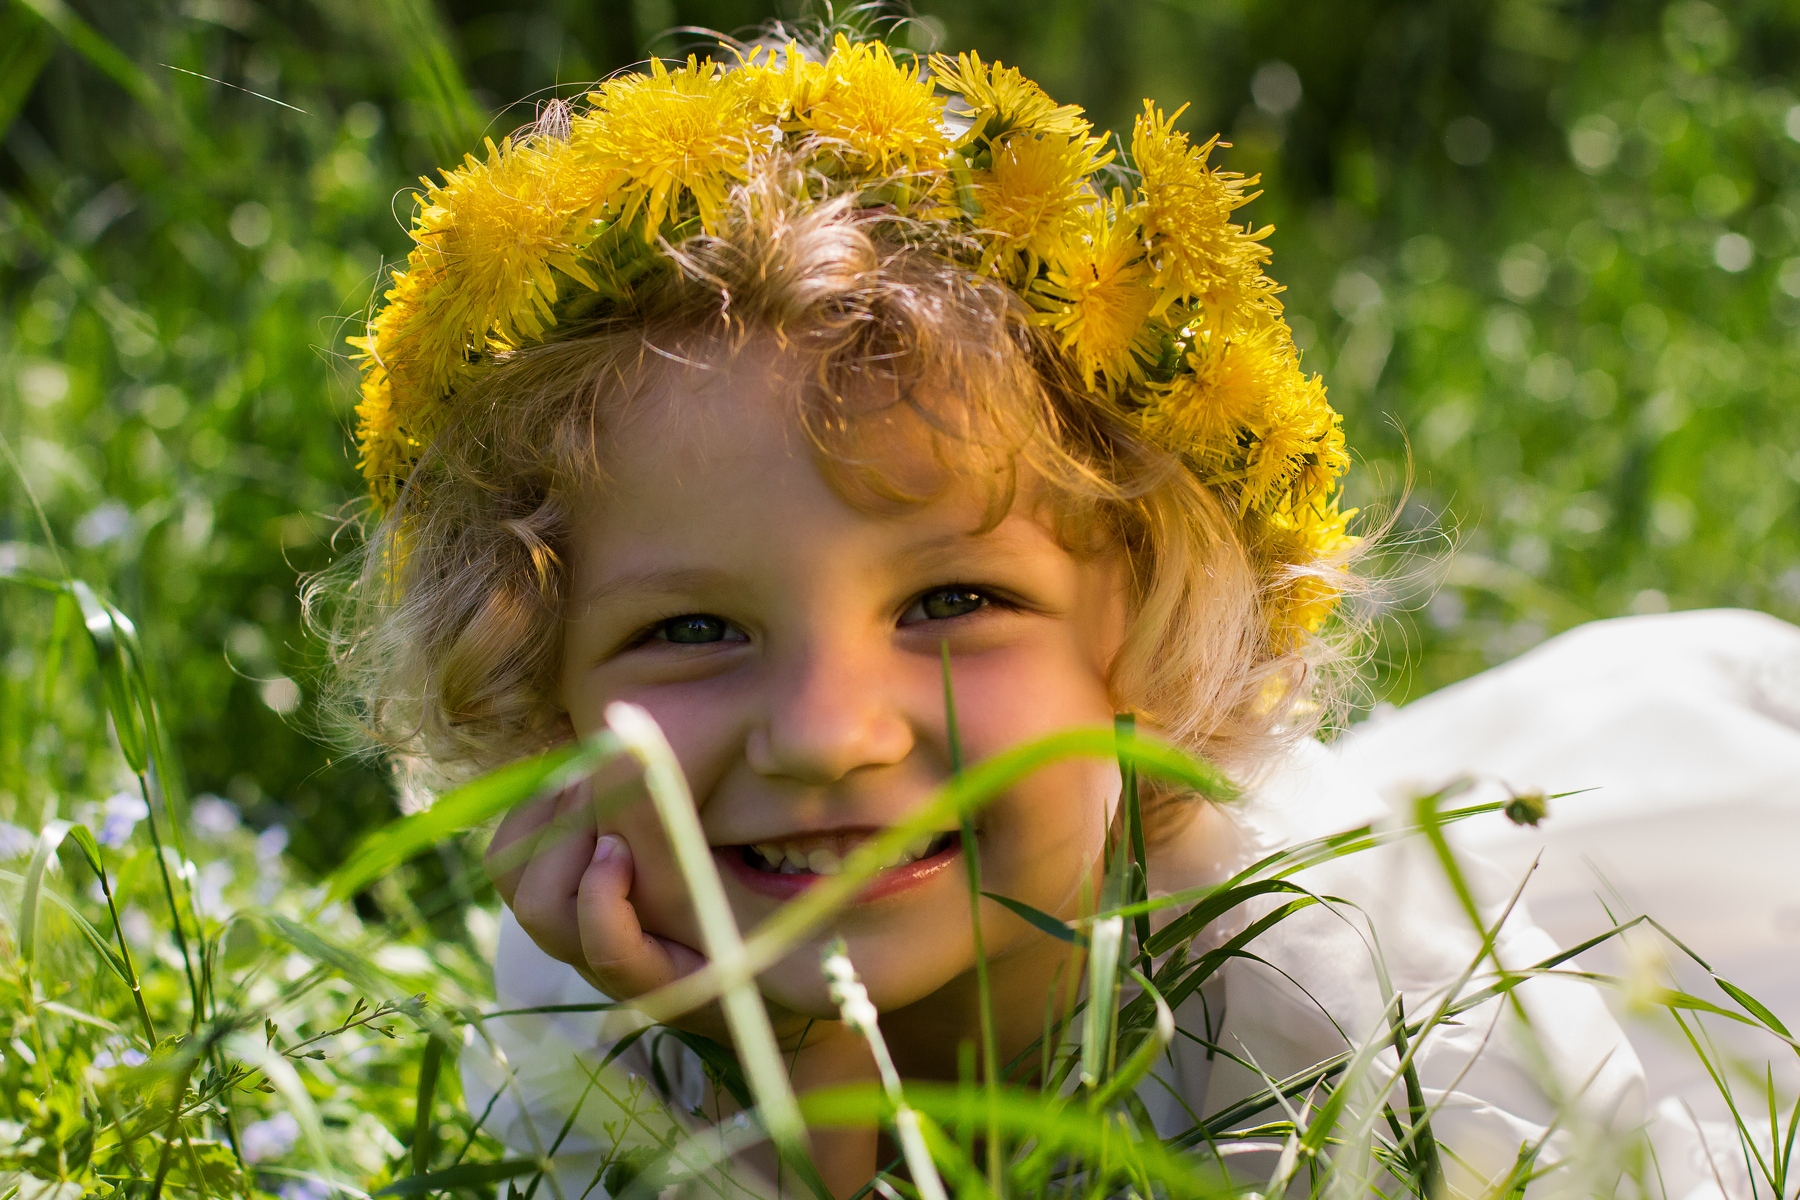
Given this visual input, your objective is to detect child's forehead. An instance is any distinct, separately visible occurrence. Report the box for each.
[589,333,1033,518]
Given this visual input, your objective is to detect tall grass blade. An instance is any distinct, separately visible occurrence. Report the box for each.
[822,945,949,1200]
[19,818,70,968]
[64,823,157,1042]
[1087,967,1173,1111]
[941,642,1001,1196]
[603,702,830,1200]
[1079,915,1123,1089]
[70,580,147,772]
[798,1082,1229,1197]
[412,1035,447,1175]
[12,0,172,118]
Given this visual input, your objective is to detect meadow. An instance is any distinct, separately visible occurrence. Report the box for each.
[3,1,1798,1197]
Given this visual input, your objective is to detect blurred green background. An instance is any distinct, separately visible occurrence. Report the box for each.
[4,0,1797,871]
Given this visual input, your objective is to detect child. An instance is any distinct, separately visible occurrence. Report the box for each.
[327,30,1673,1197]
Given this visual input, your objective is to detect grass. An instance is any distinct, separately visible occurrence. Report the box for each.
[1,570,1796,1200]
[3,4,1798,1197]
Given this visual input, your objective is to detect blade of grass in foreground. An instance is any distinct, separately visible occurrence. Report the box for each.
[325,733,621,904]
[633,724,1234,1022]
[604,702,831,1200]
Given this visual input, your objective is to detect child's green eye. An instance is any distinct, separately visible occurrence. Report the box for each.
[655,614,738,644]
[912,587,987,622]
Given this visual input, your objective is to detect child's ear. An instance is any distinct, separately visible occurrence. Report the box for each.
[550,710,577,745]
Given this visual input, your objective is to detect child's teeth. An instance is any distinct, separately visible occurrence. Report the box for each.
[747,833,950,875]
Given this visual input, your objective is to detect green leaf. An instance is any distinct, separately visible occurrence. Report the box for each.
[1716,978,1792,1039]
[69,580,147,773]
[375,1160,540,1196]
[980,891,1087,947]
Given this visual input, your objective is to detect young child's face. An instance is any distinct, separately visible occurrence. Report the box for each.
[556,338,1128,1018]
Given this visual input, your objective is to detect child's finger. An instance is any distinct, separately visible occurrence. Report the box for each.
[576,834,707,1000]
[486,779,592,906]
[506,787,603,966]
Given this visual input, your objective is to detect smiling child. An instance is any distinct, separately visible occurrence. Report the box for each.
[322,31,1650,1198]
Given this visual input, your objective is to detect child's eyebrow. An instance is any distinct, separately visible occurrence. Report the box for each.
[577,566,741,608]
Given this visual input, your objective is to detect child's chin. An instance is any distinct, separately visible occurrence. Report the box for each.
[762,946,966,1021]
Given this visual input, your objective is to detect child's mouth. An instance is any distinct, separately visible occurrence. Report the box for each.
[720,830,962,900]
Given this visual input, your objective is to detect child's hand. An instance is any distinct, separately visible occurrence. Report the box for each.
[486,780,719,1035]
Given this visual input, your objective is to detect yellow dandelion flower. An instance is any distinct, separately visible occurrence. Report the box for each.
[1138,317,1293,473]
[1259,498,1359,641]
[930,50,1090,145]
[735,41,831,126]
[1131,101,1277,326]
[1240,367,1346,514]
[579,56,756,237]
[970,130,1111,268]
[1031,192,1163,394]
[804,36,947,177]
[408,136,601,358]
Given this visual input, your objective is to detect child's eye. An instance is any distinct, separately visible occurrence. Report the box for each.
[903,586,989,624]
[653,614,744,645]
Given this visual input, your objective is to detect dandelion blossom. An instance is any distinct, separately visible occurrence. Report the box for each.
[579,56,754,237]
[804,36,947,177]
[971,131,1111,269]
[932,50,1090,145]
[1031,194,1162,394]
[1132,101,1276,325]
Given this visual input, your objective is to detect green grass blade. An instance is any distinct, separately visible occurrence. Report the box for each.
[11,0,170,117]
[326,734,618,903]
[1715,978,1793,1039]
[411,1035,447,1175]
[799,1081,1230,1197]
[19,818,70,968]
[980,891,1086,947]
[70,580,148,772]
[1088,967,1173,1111]
[0,863,127,985]
[604,701,830,1200]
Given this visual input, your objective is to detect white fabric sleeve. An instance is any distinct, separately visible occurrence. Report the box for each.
[460,907,712,1200]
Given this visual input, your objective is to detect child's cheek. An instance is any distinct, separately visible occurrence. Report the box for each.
[607,804,705,948]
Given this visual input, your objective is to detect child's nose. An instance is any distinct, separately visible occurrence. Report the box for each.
[746,646,913,785]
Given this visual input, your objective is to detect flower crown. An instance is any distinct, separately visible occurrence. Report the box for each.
[350,36,1356,641]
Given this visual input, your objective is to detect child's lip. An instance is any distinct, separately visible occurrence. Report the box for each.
[717,834,963,902]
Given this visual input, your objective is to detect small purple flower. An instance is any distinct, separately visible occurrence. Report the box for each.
[256,824,290,862]
[97,792,150,848]
[242,1111,300,1163]
[191,795,242,838]
[278,1176,333,1200]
